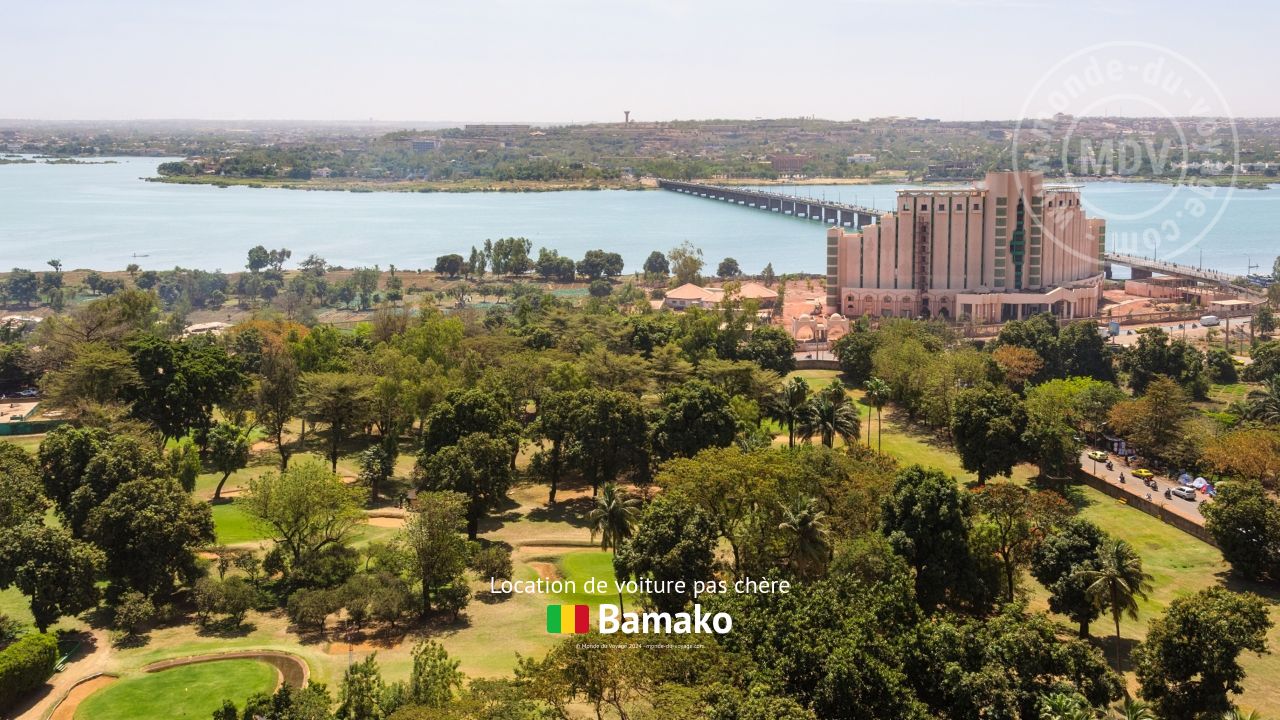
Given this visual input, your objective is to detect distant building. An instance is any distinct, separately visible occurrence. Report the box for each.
[768,154,809,174]
[409,137,440,151]
[847,153,876,164]
[183,321,232,337]
[662,282,778,311]
[463,124,531,134]
[826,171,1105,323]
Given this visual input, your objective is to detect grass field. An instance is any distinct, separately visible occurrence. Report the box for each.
[210,502,271,546]
[74,659,278,720]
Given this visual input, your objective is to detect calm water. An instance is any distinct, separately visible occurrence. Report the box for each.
[1,156,1276,276]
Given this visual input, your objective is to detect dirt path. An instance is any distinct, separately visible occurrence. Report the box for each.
[15,628,113,720]
[46,675,115,720]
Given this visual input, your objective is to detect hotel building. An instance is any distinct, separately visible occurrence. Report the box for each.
[826,171,1105,323]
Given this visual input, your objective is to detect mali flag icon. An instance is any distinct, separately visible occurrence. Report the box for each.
[546,604,590,634]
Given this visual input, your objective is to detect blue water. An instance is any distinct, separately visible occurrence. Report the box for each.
[1,157,1275,276]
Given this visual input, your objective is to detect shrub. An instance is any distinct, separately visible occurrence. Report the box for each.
[0,632,58,712]
[0,614,21,648]
[113,591,155,637]
[435,582,470,621]
[469,545,513,583]
[193,577,223,625]
[219,577,256,625]
[287,588,339,632]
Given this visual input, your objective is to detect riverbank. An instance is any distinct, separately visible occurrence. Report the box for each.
[145,175,650,193]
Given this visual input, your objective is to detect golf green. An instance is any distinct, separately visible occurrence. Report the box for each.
[74,659,278,720]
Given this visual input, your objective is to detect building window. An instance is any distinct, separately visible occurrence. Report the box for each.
[920,204,928,211]
[973,202,981,210]
[903,203,910,210]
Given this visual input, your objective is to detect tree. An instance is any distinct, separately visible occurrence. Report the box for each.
[1082,538,1153,671]
[642,250,669,279]
[761,262,777,287]
[1031,519,1107,637]
[1253,304,1276,335]
[717,257,741,278]
[85,477,215,598]
[246,245,270,273]
[0,443,46,528]
[5,269,39,307]
[0,523,103,632]
[667,241,705,286]
[1201,481,1280,582]
[403,491,470,615]
[125,335,247,446]
[1059,319,1115,381]
[358,444,395,505]
[742,324,796,373]
[409,640,464,707]
[40,342,140,408]
[864,377,891,452]
[256,341,300,469]
[833,329,879,385]
[993,345,1043,391]
[652,380,736,459]
[950,384,1026,484]
[587,483,640,551]
[800,393,860,448]
[336,654,390,720]
[778,495,831,580]
[301,372,373,471]
[766,376,811,448]
[974,483,1068,601]
[1135,588,1272,720]
[614,495,716,613]
[1107,375,1194,467]
[37,427,168,537]
[994,312,1061,382]
[1244,375,1280,425]
[1121,327,1208,397]
[418,432,513,540]
[880,465,982,612]
[243,459,367,575]
[1202,428,1280,491]
[207,422,251,501]
[577,249,624,280]
[420,388,516,459]
[433,254,465,278]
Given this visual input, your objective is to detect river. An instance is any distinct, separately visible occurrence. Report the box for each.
[1,157,1275,277]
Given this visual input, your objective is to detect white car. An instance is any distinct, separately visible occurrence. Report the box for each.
[1171,486,1197,501]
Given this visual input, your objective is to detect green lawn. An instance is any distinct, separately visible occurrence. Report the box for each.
[210,502,271,545]
[74,659,278,720]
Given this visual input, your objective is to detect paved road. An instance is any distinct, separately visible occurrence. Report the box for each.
[1078,450,1209,527]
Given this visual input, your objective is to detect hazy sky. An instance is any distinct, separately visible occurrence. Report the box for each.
[3,0,1274,122]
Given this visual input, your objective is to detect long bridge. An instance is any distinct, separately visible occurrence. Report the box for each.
[657,179,882,229]
[1104,252,1245,286]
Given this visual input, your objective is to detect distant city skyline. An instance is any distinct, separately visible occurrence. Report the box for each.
[4,0,1277,122]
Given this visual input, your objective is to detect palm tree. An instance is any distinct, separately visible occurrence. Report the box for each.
[1221,709,1263,720]
[799,395,860,448]
[767,376,811,448]
[1037,693,1091,720]
[778,495,830,579]
[1115,698,1155,720]
[1082,538,1154,672]
[587,483,640,552]
[864,377,891,452]
[1244,375,1280,425]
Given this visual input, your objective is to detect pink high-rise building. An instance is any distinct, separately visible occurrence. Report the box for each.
[826,171,1105,323]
